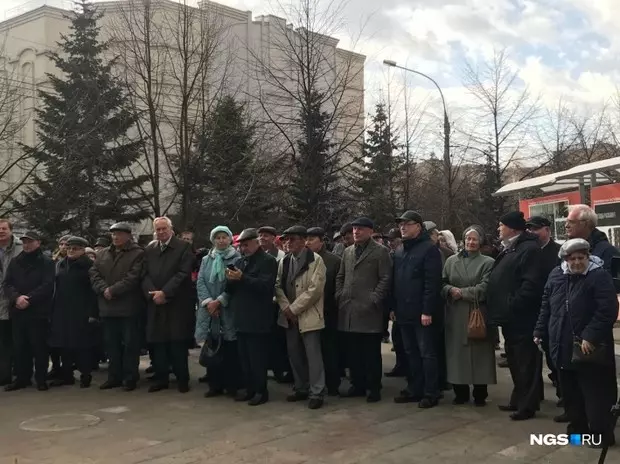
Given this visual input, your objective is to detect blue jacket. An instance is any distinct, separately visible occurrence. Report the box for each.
[196,247,241,342]
[534,256,618,370]
[392,232,443,324]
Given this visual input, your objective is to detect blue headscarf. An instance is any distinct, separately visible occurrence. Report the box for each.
[209,226,234,283]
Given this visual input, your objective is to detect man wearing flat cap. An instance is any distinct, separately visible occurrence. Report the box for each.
[90,222,145,391]
[275,226,327,409]
[336,217,392,402]
[306,227,343,396]
[487,211,544,421]
[392,211,443,408]
[526,215,563,413]
[332,223,354,258]
[4,231,55,391]
[226,228,278,406]
[258,226,285,261]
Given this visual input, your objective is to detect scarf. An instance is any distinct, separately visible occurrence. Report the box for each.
[209,246,234,283]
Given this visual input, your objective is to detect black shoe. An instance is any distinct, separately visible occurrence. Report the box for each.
[287,392,309,402]
[327,388,340,397]
[500,352,507,358]
[123,381,137,392]
[4,382,29,392]
[474,399,487,407]
[148,383,168,393]
[99,380,122,390]
[498,404,517,412]
[178,383,190,393]
[341,386,366,398]
[235,391,253,402]
[198,374,209,383]
[556,398,564,408]
[394,393,422,404]
[37,382,49,391]
[47,369,62,380]
[497,359,509,368]
[452,397,469,405]
[0,377,12,387]
[80,375,92,388]
[367,392,381,403]
[390,346,395,352]
[145,366,155,374]
[510,411,535,421]
[275,372,294,384]
[50,378,75,387]
[308,398,324,409]
[248,393,268,406]
[204,389,224,398]
[553,413,569,423]
[382,336,391,344]
[418,397,438,409]
[384,369,406,378]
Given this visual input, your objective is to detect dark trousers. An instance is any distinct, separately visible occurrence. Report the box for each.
[391,321,408,373]
[103,316,140,384]
[61,347,92,379]
[382,312,390,339]
[0,320,12,382]
[542,338,561,399]
[453,384,488,401]
[503,329,542,414]
[345,332,382,393]
[12,317,48,385]
[560,365,617,444]
[208,340,242,392]
[151,341,189,385]
[50,347,61,372]
[321,328,341,392]
[238,332,270,397]
[400,322,439,399]
[270,324,290,377]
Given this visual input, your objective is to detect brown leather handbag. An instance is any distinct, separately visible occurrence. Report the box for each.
[468,292,487,340]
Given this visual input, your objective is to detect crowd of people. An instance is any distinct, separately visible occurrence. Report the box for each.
[0,204,617,448]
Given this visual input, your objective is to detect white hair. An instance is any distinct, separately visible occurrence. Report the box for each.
[153,216,174,228]
[568,204,597,227]
[439,230,458,253]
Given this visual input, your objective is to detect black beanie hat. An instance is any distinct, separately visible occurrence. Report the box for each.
[499,211,526,231]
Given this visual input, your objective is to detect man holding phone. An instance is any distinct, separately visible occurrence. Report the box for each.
[226,229,278,406]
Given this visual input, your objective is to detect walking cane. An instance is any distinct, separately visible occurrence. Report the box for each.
[598,399,620,464]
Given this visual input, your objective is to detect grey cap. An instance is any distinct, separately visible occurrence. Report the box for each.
[95,237,110,247]
[20,231,41,241]
[559,238,591,259]
[258,226,277,236]
[237,228,259,242]
[109,222,132,234]
[306,227,325,238]
[59,234,71,243]
[333,231,342,240]
[282,225,308,238]
[423,221,438,232]
[396,210,423,224]
[351,217,374,229]
[66,236,89,248]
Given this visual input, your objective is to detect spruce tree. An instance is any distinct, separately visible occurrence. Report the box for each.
[357,103,402,229]
[14,0,150,240]
[288,89,344,228]
[181,95,274,231]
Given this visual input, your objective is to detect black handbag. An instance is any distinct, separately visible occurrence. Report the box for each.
[566,290,610,366]
[199,317,224,369]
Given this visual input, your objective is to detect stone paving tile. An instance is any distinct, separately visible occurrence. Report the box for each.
[0,348,618,464]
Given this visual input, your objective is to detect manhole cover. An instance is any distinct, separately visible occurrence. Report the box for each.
[19,414,101,432]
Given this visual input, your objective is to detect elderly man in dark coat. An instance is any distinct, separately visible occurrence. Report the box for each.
[306,227,342,396]
[142,217,195,394]
[49,236,98,388]
[3,231,55,392]
[90,222,145,391]
[336,217,392,403]
[226,228,278,406]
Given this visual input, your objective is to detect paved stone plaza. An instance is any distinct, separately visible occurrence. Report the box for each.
[0,345,617,464]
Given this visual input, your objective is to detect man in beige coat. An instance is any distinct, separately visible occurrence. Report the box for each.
[275,226,327,409]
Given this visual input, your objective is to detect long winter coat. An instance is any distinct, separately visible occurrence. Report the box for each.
[486,232,543,333]
[226,247,278,334]
[90,241,145,318]
[0,236,22,320]
[195,246,241,342]
[318,247,341,330]
[392,232,443,324]
[275,248,326,334]
[534,256,618,370]
[335,239,392,333]
[441,251,497,385]
[142,236,196,343]
[3,248,55,320]
[49,255,98,348]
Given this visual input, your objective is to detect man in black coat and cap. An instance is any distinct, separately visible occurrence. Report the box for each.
[306,227,343,396]
[487,211,544,421]
[226,228,278,406]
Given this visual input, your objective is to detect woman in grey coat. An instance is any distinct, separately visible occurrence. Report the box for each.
[441,225,496,406]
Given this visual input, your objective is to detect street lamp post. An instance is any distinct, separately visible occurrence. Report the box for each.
[383,59,452,225]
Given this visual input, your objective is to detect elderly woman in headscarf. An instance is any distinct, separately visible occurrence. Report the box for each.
[441,225,497,406]
[534,239,618,448]
[439,230,458,254]
[196,226,242,398]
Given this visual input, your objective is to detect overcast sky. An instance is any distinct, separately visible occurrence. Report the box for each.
[2,0,618,131]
